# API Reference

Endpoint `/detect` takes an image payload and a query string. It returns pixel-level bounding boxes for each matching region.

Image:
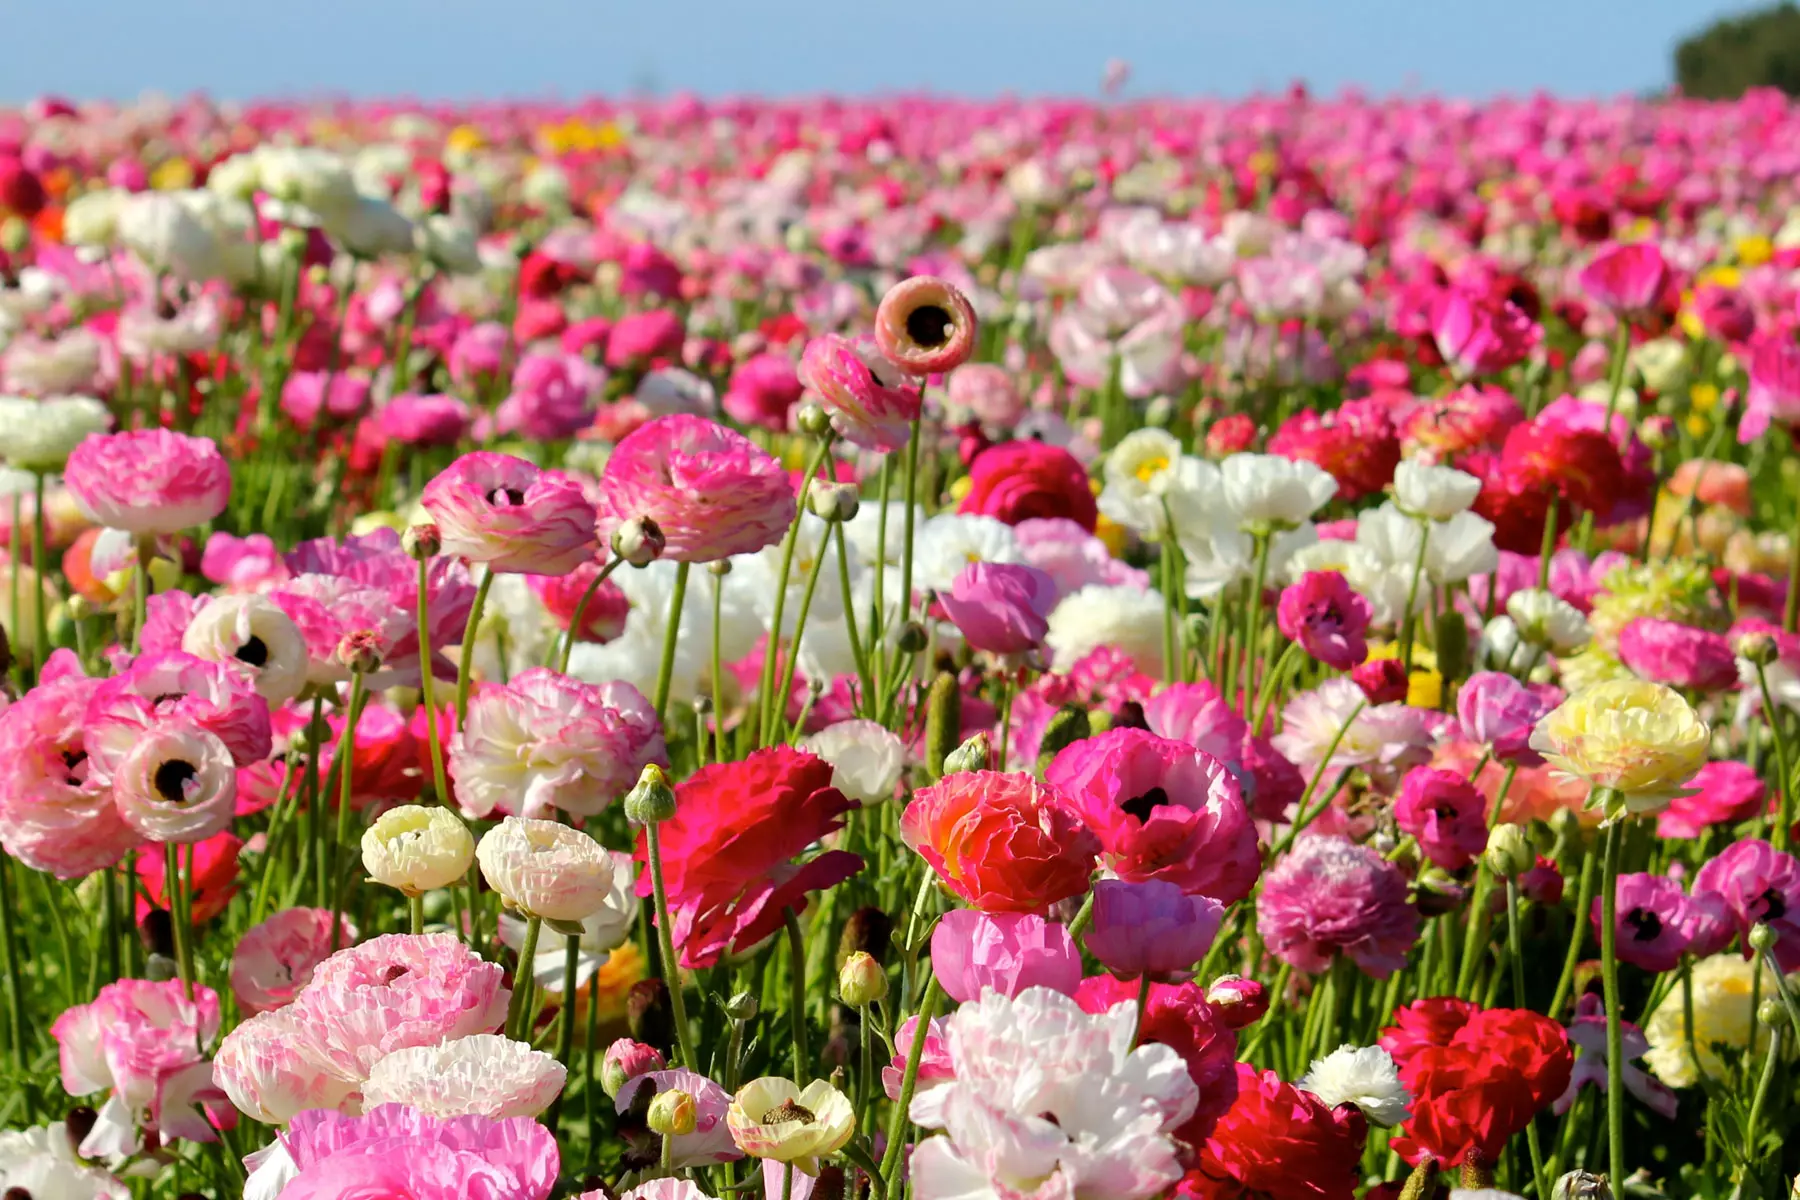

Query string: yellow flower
[1093,514,1130,558]
[1690,382,1720,413]
[1685,413,1710,440]
[1528,680,1709,816]
[149,159,194,191]
[446,124,487,155]
[947,474,974,503]
[726,1078,856,1175]
[1697,264,1741,289]
[586,941,645,1025]
[1736,235,1774,267]
[1644,953,1785,1087]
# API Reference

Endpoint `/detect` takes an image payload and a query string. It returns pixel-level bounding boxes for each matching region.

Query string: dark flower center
[1625,908,1664,942]
[487,486,526,506]
[384,965,411,983]
[1433,804,1459,821]
[1759,887,1788,922]
[1113,701,1149,730]
[235,635,269,668]
[1122,786,1171,824]
[761,1099,816,1125]
[905,303,953,348]
[153,759,199,804]
[60,749,87,787]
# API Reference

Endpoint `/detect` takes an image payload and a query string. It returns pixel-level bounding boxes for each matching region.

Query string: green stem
[328,670,369,932]
[408,894,425,936]
[1598,816,1627,1187]
[0,856,27,1070]
[879,976,941,1186]
[1745,1025,1782,1163]
[416,555,451,804]
[165,841,195,998]
[1396,517,1431,669]
[833,525,875,714]
[453,568,495,731]
[650,561,691,723]
[1506,880,1550,1196]
[785,907,810,1077]
[1755,661,1795,851]
[506,916,542,1040]
[645,822,697,1069]
[555,557,625,673]
[1547,832,1601,1021]
[757,440,833,747]
[30,472,48,677]
[769,538,831,740]
[545,932,581,1132]
[1132,972,1154,1048]
[898,411,924,630]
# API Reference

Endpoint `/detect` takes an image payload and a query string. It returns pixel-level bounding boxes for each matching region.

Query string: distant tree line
[1675,2,1800,98]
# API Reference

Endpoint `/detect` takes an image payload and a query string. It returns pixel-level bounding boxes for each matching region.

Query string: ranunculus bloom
[606,308,685,368]
[1257,835,1419,977]
[798,333,920,452]
[1046,729,1259,904]
[1666,458,1752,518]
[477,817,617,923]
[527,562,630,645]
[1457,671,1559,766]
[928,909,1082,1003]
[958,440,1100,532]
[1556,992,1678,1121]
[1590,873,1697,974]
[421,452,598,575]
[1393,767,1489,871]
[179,592,311,706]
[947,362,1024,426]
[281,371,371,430]
[1186,1062,1366,1200]
[872,275,978,375]
[1276,571,1372,670]
[1529,680,1710,817]
[64,428,232,535]
[1616,617,1738,692]
[1431,287,1539,379]
[362,1035,566,1120]
[901,770,1099,913]
[1655,760,1765,840]
[635,746,861,968]
[83,651,272,788]
[1693,838,1800,970]
[722,352,805,431]
[1499,419,1625,520]
[1267,397,1400,502]
[378,393,474,446]
[111,721,239,844]
[1578,241,1671,317]
[726,1078,855,1176]
[451,669,665,820]
[596,414,798,563]
[1741,332,1800,443]
[936,562,1057,656]
[1077,975,1240,1145]
[1086,878,1224,981]
[231,908,356,1015]
[258,1105,558,1200]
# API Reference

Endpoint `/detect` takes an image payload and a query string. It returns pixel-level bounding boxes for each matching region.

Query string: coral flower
[872,275,978,375]
[901,770,1099,913]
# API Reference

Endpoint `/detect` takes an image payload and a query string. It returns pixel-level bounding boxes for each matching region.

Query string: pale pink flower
[110,721,239,843]
[421,452,598,575]
[450,669,665,820]
[82,651,272,787]
[615,1069,743,1167]
[947,363,1025,427]
[1014,516,1148,595]
[64,428,231,535]
[476,817,617,923]
[937,562,1058,656]
[595,414,797,563]
[929,910,1082,1004]
[230,908,357,1016]
[210,1006,361,1125]
[883,1015,956,1100]
[265,1105,558,1200]
[798,333,920,451]
[270,573,412,687]
[1140,680,1252,780]
[362,1034,566,1120]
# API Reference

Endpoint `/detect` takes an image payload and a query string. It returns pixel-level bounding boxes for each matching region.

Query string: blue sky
[7,0,1752,100]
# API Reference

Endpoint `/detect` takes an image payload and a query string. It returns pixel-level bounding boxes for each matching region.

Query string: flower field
[0,88,1797,1199]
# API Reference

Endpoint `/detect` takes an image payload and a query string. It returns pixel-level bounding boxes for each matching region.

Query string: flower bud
[1759,997,1788,1028]
[796,401,834,439]
[0,217,31,255]
[895,620,929,654]
[612,515,667,568]
[1751,922,1779,953]
[1433,609,1470,683]
[66,594,94,622]
[1414,869,1467,917]
[1035,705,1091,773]
[1551,1171,1612,1200]
[922,671,962,781]
[1640,414,1676,449]
[624,763,678,825]
[402,523,441,560]
[361,804,476,896]
[709,558,733,577]
[647,1088,697,1137]
[1737,631,1781,668]
[1205,974,1269,1029]
[601,1038,666,1098]
[807,480,861,523]
[838,951,889,1007]
[943,732,991,776]
[336,630,384,676]
[1484,824,1534,879]
[725,992,760,1022]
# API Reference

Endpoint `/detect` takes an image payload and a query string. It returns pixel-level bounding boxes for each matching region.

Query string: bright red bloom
[633,746,861,967]
[1205,413,1257,457]
[1381,999,1573,1168]
[1267,397,1400,502]
[900,770,1098,913]
[958,440,1099,532]
[1465,451,1563,555]
[518,251,582,300]
[136,831,246,927]
[1499,419,1625,517]
[1077,975,1239,1145]
[1182,1063,1366,1200]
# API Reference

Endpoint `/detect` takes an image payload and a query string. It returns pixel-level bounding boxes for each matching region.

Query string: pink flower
[1617,617,1738,692]
[527,562,630,644]
[1693,839,1800,970]
[947,363,1024,426]
[494,353,601,441]
[448,322,508,386]
[281,371,372,430]
[882,1015,955,1100]
[1393,767,1489,871]
[602,1039,665,1096]
[595,414,797,563]
[422,453,598,575]
[1276,571,1372,670]
[231,908,356,1016]
[1257,834,1419,977]
[1656,761,1766,840]
[872,275,978,375]
[1139,681,1251,783]
[283,528,475,678]
[929,910,1082,1003]
[1590,874,1698,974]
[270,574,412,687]
[1014,517,1149,595]
[797,333,920,452]
[450,669,665,820]
[1430,288,1540,378]
[82,651,271,787]
[377,393,474,446]
[721,352,804,431]
[201,532,290,591]
[1045,728,1260,904]
[1741,333,1800,443]
[109,720,238,843]
[936,562,1057,656]
[269,1105,558,1200]
[1351,658,1409,704]
[605,309,685,368]
[1578,242,1671,318]
[65,429,231,535]
[1554,993,1677,1120]
[361,1035,566,1120]
[614,1069,742,1167]
[1457,671,1559,766]
[1086,878,1224,981]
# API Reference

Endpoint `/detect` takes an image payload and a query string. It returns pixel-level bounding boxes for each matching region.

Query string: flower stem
[0,855,28,1071]
[545,932,581,1132]
[328,669,369,938]
[454,567,495,731]
[415,554,451,804]
[1506,879,1550,1196]
[879,975,940,1186]
[555,557,624,673]
[165,841,195,999]
[758,440,833,747]
[408,894,425,935]
[1132,973,1154,1049]
[651,560,691,723]
[1396,517,1431,670]
[506,916,542,1040]
[1598,815,1628,1187]
[1754,661,1795,851]
[785,907,810,1077]
[645,821,697,1069]
[30,471,48,678]
[770,538,831,740]
[1547,829,1601,1021]
[1745,1024,1782,1164]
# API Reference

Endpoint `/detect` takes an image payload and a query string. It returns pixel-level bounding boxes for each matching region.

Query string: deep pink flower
[605,309,685,368]
[936,562,1057,656]
[1257,834,1419,977]
[1430,288,1539,378]
[1046,728,1260,904]
[82,651,271,788]
[421,452,598,575]
[377,394,474,446]
[595,414,797,563]
[1393,767,1489,871]
[271,1105,558,1200]
[797,333,920,452]
[65,429,232,535]
[200,532,290,591]
[281,371,372,430]
[1589,873,1696,974]
[928,909,1082,1003]
[494,353,602,441]
[527,562,630,645]
[1578,242,1671,318]
[1741,333,1800,443]
[901,769,1096,914]
[1351,658,1409,704]
[1457,671,1559,766]
[1276,571,1371,670]
[1656,760,1766,840]
[958,439,1099,531]
[448,322,508,387]
[1693,839,1800,970]
[1086,878,1224,981]
[1617,618,1738,692]
[721,351,804,431]
[1267,398,1400,502]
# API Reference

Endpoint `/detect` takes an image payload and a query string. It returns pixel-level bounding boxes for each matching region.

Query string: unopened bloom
[180,593,310,705]
[477,817,617,923]
[361,1034,566,1119]
[616,1069,742,1168]
[726,1078,855,1175]
[65,429,232,534]
[361,805,477,895]
[1529,680,1710,816]
[1299,1043,1411,1127]
[1506,589,1591,654]
[929,910,1082,1003]
[421,452,598,575]
[872,275,977,375]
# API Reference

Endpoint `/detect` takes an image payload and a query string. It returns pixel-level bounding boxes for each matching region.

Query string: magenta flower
[448,321,508,386]
[1590,873,1699,974]
[65,428,231,535]
[421,452,598,576]
[1140,681,1252,784]
[1256,834,1419,978]
[377,393,474,446]
[797,333,920,452]
[201,532,290,591]
[267,1105,558,1200]
[1392,766,1489,871]
[1085,878,1224,981]
[605,309,685,368]
[1693,839,1800,969]
[721,351,804,431]
[1741,333,1800,444]
[1276,571,1372,671]
[1457,671,1560,766]
[1045,728,1259,904]
[1656,761,1766,840]
[928,909,1082,1003]
[281,371,372,430]
[1617,617,1739,693]
[595,414,797,563]
[1577,241,1671,318]
[1430,287,1540,379]
[937,562,1058,657]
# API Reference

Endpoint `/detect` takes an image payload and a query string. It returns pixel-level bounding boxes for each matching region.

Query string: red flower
[1499,419,1625,518]
[958,440,1099,532]
[1381,999,1573,1168]
[1077,976,1239,1145]
[1182,1063,1366,1200]
[633,746,861,968]
[518,251,581,300]
[1464,451,1563,555]
[899,770,1098,913]
[136,832,245,927]
[1205,413,1257,457]
[1267,397,1400,502]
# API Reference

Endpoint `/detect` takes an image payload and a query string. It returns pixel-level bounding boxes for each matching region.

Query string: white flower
[499,851,637,996]
[916,513,1024,593]
[1632,337,1689,394]
[1478,615,1525,671]
[1507,589,1591,655]
[476,817,617,923]
[1219,453,1336,530]
[1273,677,1384,773]
[116,192,226,281]
[1098,432,1220,540]
[0,1123,128,1200]
[1179,512,1317,598]
[523,162,573,209]
[3,329,102,396]
[256,146,359,222]
[1425,511,1499,584]
[61,189,129,249]
[362,805,477,896]
[416,215,482,275]
[181,593,310,705]
[117,298,223,360]
[1045,584,1166,677]
[0,394,110,470]
[1299,1044,1411,1127]
[363,1034,566,1119]
[1393,458,1481,521]
[205,151,263,201]
[324,195,416,258]
[802,719,907,805]
[745,514,853,631]
[843,501,927,571]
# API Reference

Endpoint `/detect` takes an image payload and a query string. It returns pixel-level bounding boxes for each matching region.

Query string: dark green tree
[1675,3,1800,98]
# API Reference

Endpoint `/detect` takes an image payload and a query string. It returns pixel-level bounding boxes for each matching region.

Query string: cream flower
[0,395,110,471]
[182,594,310,706]
[361,805,476,896]
[1529,680,1710,815]
[476,817,616,923]
[1507,589,1592,655]
[1392,458,1482,521]
[800,720,907,805]
[726,1077,855,1175]
[361,1034,566,1119]
[1643,953,1785,1088]
[1045,584,1166,677]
